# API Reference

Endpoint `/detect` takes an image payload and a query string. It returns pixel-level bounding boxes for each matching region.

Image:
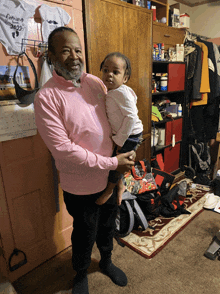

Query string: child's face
[101,56,128,91]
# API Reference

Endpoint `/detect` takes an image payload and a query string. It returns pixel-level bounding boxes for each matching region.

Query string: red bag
[123,160,158,195]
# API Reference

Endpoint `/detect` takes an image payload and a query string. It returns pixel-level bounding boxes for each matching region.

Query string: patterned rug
[119,180,212,259]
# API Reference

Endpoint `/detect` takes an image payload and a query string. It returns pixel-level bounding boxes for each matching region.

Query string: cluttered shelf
[152,115,183,124]
[152,90,184,96]
[152,139,182,152]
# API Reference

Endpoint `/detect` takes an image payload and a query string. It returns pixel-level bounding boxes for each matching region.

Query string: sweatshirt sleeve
[34,92,118,173]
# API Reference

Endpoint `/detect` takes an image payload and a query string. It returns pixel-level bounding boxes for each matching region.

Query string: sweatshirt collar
[52,70,85,88]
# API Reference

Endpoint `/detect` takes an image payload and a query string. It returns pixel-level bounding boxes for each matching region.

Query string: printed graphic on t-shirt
[0,0,36,55]
[39,4,71,42]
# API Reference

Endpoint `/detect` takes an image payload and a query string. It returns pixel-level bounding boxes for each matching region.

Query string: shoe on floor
[203,193,220,209]
[99,261,127,287]
[72,272,89,294]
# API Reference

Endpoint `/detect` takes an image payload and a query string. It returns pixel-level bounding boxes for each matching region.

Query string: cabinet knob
[164,34,171,37]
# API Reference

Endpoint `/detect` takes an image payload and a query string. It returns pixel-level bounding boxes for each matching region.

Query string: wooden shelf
[152,90,184,96]
[152,116,183,125]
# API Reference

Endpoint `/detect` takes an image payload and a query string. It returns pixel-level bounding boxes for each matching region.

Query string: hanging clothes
[39,4,71,42]
[185,36,220,143]
[191,41,210,106]
[0,0,36,55]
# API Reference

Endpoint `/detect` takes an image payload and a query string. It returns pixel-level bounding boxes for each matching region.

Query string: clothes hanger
[184,30,196,56]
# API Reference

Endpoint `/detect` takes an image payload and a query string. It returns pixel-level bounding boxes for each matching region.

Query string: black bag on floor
[160,181,191,217]
[135,191,162,220]
[115,191,148,238]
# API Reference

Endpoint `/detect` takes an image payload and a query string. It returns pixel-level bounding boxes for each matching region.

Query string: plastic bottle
[160,76,168,91]
[176,44,184,61]
[161,43,164,61]
[151,6,156,21]
[178,104,182,116]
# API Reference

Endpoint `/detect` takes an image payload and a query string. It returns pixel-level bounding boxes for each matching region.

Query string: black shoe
[72,271,89,294]
[99,260,127,287]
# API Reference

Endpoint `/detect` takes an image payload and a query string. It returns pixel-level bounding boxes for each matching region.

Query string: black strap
[13,52,39,90]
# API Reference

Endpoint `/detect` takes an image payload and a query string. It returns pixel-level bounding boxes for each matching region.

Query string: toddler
[96,52,143,206]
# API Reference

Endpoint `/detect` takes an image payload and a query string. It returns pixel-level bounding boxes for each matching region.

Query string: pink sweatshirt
[34,71,118,195]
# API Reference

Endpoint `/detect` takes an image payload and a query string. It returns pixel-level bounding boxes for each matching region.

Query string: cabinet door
[164,118,182,173]
[164,143,181,173]
[167,63,185,92]
[165,118,183,145]
[84,0,152,161]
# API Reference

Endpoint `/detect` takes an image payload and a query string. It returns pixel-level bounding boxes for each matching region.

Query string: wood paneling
[84,0,152,161]
[0,0,82,281]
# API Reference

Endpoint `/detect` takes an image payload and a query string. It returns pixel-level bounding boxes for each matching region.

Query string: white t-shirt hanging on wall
[39,4,71,42]
[0,0,36,55]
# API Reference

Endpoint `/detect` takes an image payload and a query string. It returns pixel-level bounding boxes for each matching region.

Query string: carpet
[119,179,212,259]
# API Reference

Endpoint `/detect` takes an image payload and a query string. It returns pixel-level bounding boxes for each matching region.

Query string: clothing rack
[190,32,210,40]
[21,38,48,57]
[184,30,210,42]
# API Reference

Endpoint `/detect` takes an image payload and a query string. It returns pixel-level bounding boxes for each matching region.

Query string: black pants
[63,188,118,272]
[108,132,143,184]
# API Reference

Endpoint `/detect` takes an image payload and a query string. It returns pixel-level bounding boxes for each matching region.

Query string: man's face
[49,31,84,85]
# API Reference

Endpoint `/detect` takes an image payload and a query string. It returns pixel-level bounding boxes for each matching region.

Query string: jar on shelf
[160,75,168,91]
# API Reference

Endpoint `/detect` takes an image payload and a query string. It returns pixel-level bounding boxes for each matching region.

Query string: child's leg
[117,177,126,206]
[95,181,116,205]
[95,170,120,205]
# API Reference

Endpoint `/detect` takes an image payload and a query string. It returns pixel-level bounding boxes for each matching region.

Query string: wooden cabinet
[0,0,84,282]
[151,0,169,24]
[84,0,153,162]
[153,22,185,49]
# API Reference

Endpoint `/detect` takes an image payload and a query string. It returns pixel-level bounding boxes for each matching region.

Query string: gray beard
[53,61,83,88]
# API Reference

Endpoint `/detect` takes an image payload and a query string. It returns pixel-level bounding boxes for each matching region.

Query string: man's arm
[34,93,134,173]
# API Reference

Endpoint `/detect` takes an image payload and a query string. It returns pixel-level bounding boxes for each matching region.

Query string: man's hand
[116,150,135,174]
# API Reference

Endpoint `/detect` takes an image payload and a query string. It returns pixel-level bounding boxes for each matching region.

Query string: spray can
[153,44,156,60]
[157,43,161,61]
[155,44,159,61]
[161,43,165,61]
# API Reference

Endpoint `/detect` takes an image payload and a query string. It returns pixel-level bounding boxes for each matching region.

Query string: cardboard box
[172,8,180,28]
[180,13,190,29]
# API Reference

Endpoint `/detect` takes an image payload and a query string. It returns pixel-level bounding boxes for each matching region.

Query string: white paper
[0,102,37,142]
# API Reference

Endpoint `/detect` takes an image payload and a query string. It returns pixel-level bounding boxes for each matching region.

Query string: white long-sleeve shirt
[105,85,143,147]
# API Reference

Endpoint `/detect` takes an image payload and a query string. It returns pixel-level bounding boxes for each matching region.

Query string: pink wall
[0,0,85,87]
[208,38,220,46]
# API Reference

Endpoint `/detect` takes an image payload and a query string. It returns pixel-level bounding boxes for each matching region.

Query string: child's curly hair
[100,52,131,80]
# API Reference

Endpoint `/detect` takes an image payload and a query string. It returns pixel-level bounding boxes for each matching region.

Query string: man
[34,27,135,294]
